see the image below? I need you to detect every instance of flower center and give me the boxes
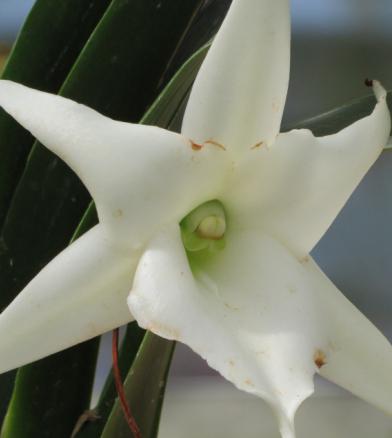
[180,200,226,253]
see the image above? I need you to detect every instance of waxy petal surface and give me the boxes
[0,80,229,249]
[182,0,290,154]
[0,225,136,373]
[304,259,392,416]
[129,225,392,437]
[223,83,390,256]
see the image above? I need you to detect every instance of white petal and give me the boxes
[181,0,290,155]
[129,226,324,437]
[0,80,229,248]
[306,259,392,416]
[129,226,392,437]
[0,225,136,373]
[224,82,390,256]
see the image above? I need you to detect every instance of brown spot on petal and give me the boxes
[244,378,255,387]
[190,140,203,151]
[113,208,123,218]
[251,141,265,150]
[314,349,327,369]
[300,255,310,264]
[190,139,226,151]
[229,359,235,367]
[205,139,226,150]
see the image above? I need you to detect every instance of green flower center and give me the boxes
[180,200,226,253]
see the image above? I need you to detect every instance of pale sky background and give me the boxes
[1,0,392,40]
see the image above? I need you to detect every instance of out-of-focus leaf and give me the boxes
[0,1,207,436]
[0,0,112,227]
[166,0,230,75]
[100,334,175,438]
[285,91,392,136]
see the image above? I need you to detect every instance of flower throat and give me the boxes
[180,200,227,253]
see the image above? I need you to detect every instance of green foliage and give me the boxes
[285,92,392,135]
[100,334,175,438]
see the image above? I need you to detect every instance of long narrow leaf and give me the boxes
[100,334,175,438]
[285,92,392,135]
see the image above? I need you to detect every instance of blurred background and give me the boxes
[1,1,392,436]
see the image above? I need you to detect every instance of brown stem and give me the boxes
[112,328,142,438]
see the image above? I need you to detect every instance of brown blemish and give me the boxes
[251,141,265,150]
[113,208,123,218]
[228,359,235,367]
[300,255,310,264]
[190,139,226,151]
[244,378,255,387]
[190,140,203,151]
[204,139,226,150]
[313,349,327,369]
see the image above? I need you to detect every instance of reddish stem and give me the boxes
[112,328,142,438]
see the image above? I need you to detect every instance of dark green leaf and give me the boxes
[285,92,392,136]
[100,334,175,438]
[0,0,112,228]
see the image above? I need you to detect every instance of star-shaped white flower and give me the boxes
[0,1,391,436]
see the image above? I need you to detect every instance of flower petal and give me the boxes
[181,0,290,155]
[306,259,392,416]
[0,225,136,373]
[129,226,324,437]
[224,82,390,256]
[129,226,392,437]
[0,80,229,248]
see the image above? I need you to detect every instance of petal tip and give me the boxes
[277,411,297,438]
[368,79,387,102]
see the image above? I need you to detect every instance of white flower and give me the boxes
[0,0,391,436]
